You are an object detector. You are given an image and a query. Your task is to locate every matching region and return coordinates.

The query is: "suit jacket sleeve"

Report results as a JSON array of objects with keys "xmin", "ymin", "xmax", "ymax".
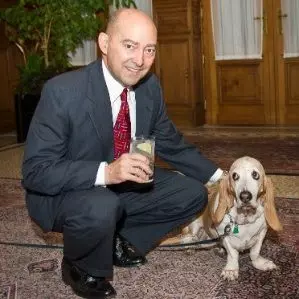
[
  {"xmin": 150, "ymin": 77, "xmax": 218, "ymax": 184},
  {"xmin": 22, "ymin": 80, "xmax": 99, "ymax": 196}
]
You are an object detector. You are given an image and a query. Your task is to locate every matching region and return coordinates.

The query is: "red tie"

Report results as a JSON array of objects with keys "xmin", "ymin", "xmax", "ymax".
[{"xmin": 113, "ymin": 88, "xmax": 131, "ymax": 160}]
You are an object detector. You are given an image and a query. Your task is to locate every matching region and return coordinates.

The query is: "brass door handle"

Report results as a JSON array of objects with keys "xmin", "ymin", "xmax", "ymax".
[
  {"xmin": 184, "ymin": 69, "xmax": 189, "ymax": 79},
  {"xmin": 254, "ymin": 10, "xmax": 268, "ymax": 35},
  {"xmin": 278, "ymin": 9, "xmax": 288, "ymax": 35}
]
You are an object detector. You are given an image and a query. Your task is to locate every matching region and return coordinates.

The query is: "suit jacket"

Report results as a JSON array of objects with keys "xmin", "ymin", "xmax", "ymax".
[{"xmin": 22, "ymin": 59, "xmax": 218, "ymax": 231}]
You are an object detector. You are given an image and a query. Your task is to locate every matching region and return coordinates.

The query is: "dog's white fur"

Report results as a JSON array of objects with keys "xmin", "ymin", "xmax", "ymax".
[{"xmin": 161, "ymin": 156, "xmax": 283, "ymax": 280}]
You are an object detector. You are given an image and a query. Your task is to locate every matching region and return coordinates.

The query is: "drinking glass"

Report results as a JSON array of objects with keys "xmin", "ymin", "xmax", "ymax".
[{"xmin": 130, "ymin": 136, "xmax": 155, "ymax": 182}]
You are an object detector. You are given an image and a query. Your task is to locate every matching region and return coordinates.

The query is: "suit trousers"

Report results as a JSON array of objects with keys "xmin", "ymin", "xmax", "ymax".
[{"xmin": 52, "ymin": 168, "xmax": 208, "ymax": 277}]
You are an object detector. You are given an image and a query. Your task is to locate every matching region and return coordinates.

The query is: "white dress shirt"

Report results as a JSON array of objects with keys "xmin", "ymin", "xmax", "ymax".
[
  {"xmin": 94, "ymin": 61, "xmax": 136, "ymax": 186},
  {"xmin": 95, "ymin": 60, "xmax": 223, "ymax": 186}
]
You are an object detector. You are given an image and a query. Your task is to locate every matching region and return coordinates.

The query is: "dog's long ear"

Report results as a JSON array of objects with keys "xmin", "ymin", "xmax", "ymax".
[
  {"xmin": 211, "ymin": 175, "xmax": 234, "ymax": 224},
  {"xmin": 263, "ymin": 176, "xmax": 283, "ymax": 231}
]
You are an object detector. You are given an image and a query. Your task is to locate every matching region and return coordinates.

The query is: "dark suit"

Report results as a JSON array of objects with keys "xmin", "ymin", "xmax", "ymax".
[{"xmin": 22, "ymin": 60, "xmax": 218, "ymax": 277}]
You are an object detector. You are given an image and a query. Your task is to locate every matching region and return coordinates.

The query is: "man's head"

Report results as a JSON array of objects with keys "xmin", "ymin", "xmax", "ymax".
[{"xmin": 98, "ymin": 8, "xmax": 157, "ymax": 87}]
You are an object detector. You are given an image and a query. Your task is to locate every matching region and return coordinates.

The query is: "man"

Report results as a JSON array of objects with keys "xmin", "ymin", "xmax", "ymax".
[{"xmin": 22, "ymin": 8, "xmax": 224, "ymax": 299}]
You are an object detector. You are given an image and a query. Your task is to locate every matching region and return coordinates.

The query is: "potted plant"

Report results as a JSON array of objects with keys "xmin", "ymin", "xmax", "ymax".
[{"xmin": 0, "ymin": 0, "xmax": 136, "ymax": 142}]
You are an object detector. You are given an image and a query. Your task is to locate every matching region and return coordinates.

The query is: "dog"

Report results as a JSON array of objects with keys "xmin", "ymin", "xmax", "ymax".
[{"xmin": 160, "ymin": 156, "xmax": 283, "ymax": 280}]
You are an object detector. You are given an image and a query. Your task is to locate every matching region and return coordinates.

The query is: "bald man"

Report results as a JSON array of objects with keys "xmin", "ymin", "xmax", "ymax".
[{"xmin": 22, "ymin": 8, "xmax": 224, "ymax": 299}]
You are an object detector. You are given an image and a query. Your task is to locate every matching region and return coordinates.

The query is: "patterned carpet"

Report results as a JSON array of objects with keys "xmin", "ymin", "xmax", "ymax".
[
  {"xmin": 137, "ymin": 126, "xmax": 299, "ymax": 175},
  {"xmin": 0, "ymin": 146, "xmax": 24, "ymax": 179},
  {"xmin": 0, "ymin": 179, "xmax": 298, "ymax": 299},
  {"xmin": 0, "ymin": 127, "xmax": 298, "ymax": 298},
  {"xmin": 157, "ymin": 128, "xmax": 299, "ymax": 175},
  {"xmin": 186, "ymin": 135, "xmax": 299, "ymax": 175}
]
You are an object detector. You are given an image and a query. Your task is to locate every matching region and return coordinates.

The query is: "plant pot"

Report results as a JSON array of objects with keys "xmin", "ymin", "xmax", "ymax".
[{"xmin": 15, "ymin": 93, "xmax": 40, "ymax": 143}]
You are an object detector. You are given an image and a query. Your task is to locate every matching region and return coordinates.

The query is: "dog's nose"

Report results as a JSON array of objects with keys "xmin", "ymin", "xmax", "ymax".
[{"xmin": 240, "ymin": 191, "xmax": 252, "ymax": 203}]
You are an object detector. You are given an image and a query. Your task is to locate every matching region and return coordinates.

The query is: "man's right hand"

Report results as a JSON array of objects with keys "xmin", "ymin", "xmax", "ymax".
[{"xmin": 105, "ymin": 153, "xmax": 153, "ymax": 185}]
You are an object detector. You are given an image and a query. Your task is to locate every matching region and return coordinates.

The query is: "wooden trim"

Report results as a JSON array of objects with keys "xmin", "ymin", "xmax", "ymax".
[
  {"xmin": 202, "ymin": 0, "xmax": 217, "ymax": 124},
  {"xmin": 273, "ymin": 0, "xmax": 285, "ymax": 124}
]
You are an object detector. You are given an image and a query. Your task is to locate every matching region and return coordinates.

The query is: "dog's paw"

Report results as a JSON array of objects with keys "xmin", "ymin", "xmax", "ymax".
[
  {"xmin": 221, "ymin": 268, "xmax": 239, "ymax": 280},
  {"xmin": 252, "ymin": 257, "xmax": 277, "ymax": 271}
]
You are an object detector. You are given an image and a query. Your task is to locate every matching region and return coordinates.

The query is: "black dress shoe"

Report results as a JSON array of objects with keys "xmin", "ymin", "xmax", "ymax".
[
  {"xmin": 113, "ymin": 234, "xmax": 147, "ymax": 267},
  {"xmin": 61, "ymin": 258, "xmax": 116, "ymax": 299}
]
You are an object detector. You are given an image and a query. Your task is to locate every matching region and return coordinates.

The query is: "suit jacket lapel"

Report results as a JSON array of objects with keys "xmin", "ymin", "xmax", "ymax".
[
  {"xmin": 86, "ymin": 60, "xmax": 114, "ymax": 162},
  {"xmin": 135, "ymin": 83, "xmax": 153, "ymax": 137}
]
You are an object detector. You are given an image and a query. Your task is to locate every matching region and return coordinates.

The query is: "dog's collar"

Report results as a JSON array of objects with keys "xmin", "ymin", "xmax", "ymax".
[{"xmin": 225, "ymin": 213, "xmax": 239, "ymax": 235}]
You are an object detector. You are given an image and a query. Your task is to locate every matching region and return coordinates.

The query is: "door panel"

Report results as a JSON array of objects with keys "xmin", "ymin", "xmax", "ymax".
[
  {"xmin": 216, "ymin": 61, "xmax": 267, "ymax": 124},
  {"xmin": 158, "ymin": 39, "xmax": 190, "ymax": 106},
  {"xmin": 277, "ymin": 59, "xmax": 299, "ymax": 124}
]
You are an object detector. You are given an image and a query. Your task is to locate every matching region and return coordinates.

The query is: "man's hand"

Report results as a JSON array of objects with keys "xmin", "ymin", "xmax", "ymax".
[{"xmin": 105, "ymin": 153, "xmax": 153, "ymax": 185}]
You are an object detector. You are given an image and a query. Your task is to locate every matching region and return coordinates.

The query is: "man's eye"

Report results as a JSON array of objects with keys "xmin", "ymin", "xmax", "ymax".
[
  {"xmin": 125, "ymin": 44, "xmax": 134, "ymax": 49},
  {"xmin": 145, "ymin": 48, "xmax": 156, "ymax": 55}
]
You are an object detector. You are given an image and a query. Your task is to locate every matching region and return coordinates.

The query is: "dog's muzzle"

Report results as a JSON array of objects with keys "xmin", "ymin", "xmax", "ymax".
[{"xmin": 237, "ymin": 205, "xmax": 257, "ymax": 216}]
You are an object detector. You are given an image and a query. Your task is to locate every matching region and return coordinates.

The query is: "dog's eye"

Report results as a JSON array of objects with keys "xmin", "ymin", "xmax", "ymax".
[
  {"xmin": 252, "ymin": 171, "xmax": 260, "ymax": 180},
  {"xmin": 232, "ymin": 172, "xmax": 239, "ymax": 181}
]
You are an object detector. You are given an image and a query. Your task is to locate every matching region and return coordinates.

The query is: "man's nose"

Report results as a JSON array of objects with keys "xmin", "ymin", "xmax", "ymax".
[
  {"xmin": 133, "ymin": 49, "xmax": 144, "ymax": 67},
  {"xmin": 239, "ymin": 190, "xmax": 252, "ymax": 203}
]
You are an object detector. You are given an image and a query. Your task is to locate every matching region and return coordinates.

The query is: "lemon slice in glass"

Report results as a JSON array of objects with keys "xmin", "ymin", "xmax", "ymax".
[{"xmin": 137, "ymin": 142, "xmax": 152, "ymax": 155}]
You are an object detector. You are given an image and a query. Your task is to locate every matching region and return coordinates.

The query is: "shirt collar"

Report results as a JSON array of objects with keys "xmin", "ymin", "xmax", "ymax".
[{"xmin": 102, "ymin": 60, "xmax": 127, "ymax": 104}]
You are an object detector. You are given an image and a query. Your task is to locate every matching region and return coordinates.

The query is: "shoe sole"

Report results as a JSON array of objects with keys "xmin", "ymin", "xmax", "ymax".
[{"xmin": 113, "ymin": 260, "xmax": 147, "ymax": 268}]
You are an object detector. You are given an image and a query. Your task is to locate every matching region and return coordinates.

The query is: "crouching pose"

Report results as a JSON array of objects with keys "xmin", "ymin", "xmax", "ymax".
[{"xmin": 22, "ymin": 8, "xmax": 224, "ymax": 299}]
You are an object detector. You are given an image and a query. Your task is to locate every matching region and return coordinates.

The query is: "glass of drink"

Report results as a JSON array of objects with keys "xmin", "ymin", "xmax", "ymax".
[{"xmin": 130, "ymin": 136, "xmax": 155, "ymax": 182}]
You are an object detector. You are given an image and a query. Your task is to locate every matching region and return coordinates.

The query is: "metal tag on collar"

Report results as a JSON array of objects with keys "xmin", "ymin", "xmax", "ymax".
[{"xmin": 233, "ymin": 224, "xmax": 239, "ymax": 234}]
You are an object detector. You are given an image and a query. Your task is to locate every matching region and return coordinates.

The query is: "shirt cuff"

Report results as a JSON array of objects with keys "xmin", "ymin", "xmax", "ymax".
[
  {"xmin": 95, "ymin": 162, "xmax": 108, "ymax": 186},
  {"xmin": 208, "ymin": 168, "xmax": 224, "ymax": 185}
]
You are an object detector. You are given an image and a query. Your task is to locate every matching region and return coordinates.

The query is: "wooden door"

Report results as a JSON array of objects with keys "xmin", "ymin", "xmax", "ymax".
[
  {"xmin": 153, "ymin": 0, "xmax": 205, "ymax": 127},
  {"xmin": 202, "ymin": 0, "xmax": 299, "ymax": 125},
  {"xmin": 274, "ymin": 0, "xmax": 299, "ymax": 125},
  {"xmin": 157, "ymin": 38, "xmax": 191, "ymax": 123}
]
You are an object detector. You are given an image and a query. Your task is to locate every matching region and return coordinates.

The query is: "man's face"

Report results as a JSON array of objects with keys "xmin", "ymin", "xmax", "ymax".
[{"xmin": 100, "ymin": 16, "xmax": 157, "ymax": 86}]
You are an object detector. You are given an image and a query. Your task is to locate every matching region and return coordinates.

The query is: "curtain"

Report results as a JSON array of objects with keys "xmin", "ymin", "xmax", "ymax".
[
  {"xmin": 211, "ymin": 0, "xmax": 263, "ymax": 60},
  {"xmin": 281, "ymin": 0, "xmax": 299, "ymax": 58},
  {"xmin": 133, "ymin": 0, "xmax": 152, "ymax": 16},
  {"xmin": 69, "ymin": 40, "xmax": 97, "ymax": 66}
]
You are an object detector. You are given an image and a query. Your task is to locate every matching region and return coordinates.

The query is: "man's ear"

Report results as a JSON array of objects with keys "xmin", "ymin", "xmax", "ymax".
[{"xmin": 98, "ymin": 32, "xmax": 108, "ymax": 55}]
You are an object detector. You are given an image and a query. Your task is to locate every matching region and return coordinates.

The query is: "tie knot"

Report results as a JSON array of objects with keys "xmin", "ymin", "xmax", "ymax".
[{"xmin": 120, "ymin": 88, "xmax": 128, "ymax": 103}]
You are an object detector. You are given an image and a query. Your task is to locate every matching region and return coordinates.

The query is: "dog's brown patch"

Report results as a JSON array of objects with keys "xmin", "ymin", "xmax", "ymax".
[{"xmin": 237, "ymin": 205, "xmax": 257, "ymax": 216}]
